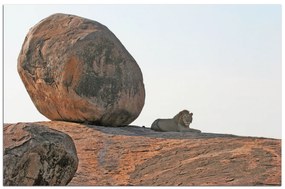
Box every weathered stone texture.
[3,123,78,186]
[17,13,145,126]
[38,121,281,186]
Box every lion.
[151,110,201,133]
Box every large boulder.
[17,13,145,126]
[3,123,78,186]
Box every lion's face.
[181,112,193,127]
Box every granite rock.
[17,13,145,126]
[3,123,78,186]
[38,121,281,186]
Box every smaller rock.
[3,123,78,186]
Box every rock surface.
[17,13,145,126]
[24,121,280,186]
[3,123,78,186]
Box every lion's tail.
[151,119,160,131]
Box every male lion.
[151,110,201,132]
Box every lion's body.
[151,119,188,132]
[151,110,201,133]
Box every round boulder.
[3,123,78,186]
[18,13,145,126]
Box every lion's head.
[173,110,193,128]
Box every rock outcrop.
[17,13,145,126]
[3,123,78,186]
[7,121,279,186]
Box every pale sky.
[3,4,282,138]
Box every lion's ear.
[190,113,193,116]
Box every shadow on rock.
[85,124,240,139]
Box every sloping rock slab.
[3,123,78,186]
[9,121,281,186]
